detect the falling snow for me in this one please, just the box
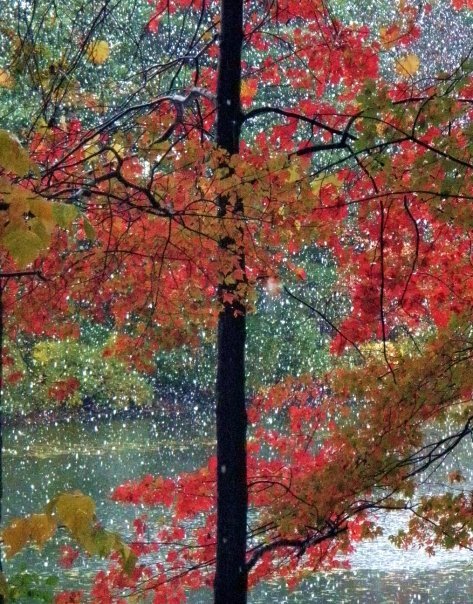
[1,0,473,602]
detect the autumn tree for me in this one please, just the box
[1,0,473,602]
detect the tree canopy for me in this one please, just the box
[1,0,473,602]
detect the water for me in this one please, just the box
[3,414,473,602]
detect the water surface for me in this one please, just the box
[4,414,473,602]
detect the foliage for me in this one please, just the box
[3,336,154,415]
[2,570,58,603]
[155,250,340,395]
[0,129,93,267]
[0,1,163,130]
[247,249,342,389]
[1,491,135,575]
[1,0,473,601]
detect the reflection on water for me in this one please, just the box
[4,412,215,593]
[251,567,473,604]
[4,414,473,602]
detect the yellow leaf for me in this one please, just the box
[84,146,100,163]
[310,174,342,195]
[30,218,52,248]
[0,130,34,176]
[286,164,300,184]
[0,183,48,225]
[0,69,14,89]
[5,183,36,206]
[84,527,120,557]
[376,121,388,136]
[28,513,56,549]
[86,40,110,65]
[241,79,258,104]
[395,54,420,78]
[2,490,135,576]
[34,117,49,135]
[51,492,96,534]
[1,514,56,558]
[32,342,51,364]
[2,517,30,557]
[106,140,124,162]
[277,205,287,217]
[28,196,55,234]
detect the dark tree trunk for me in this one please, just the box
[214,1,247,603]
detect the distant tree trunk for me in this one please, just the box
[214,1,247,603]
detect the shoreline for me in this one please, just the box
[4,388,214,428]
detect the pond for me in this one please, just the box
[3,412,473,603]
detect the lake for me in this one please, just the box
[3,412,473,602]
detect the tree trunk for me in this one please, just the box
[214,1,247,603]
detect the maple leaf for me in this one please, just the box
[0,130,35,176]
[59,545,80,568]
[148,14,161,33]
[379,24,402,49]
[2,514,56,557]
[241,79,258,107]
[294,267,307,281]
[3,228,44,268]
[395,53,420,77]
[85,40,110,65]
[451,0,473,9]
[0,68,14,89]
[2,518,30,557]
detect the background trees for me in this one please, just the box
[1,0,473,602]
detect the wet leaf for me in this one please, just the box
[51,492,96,534]
[0,130,34,176]
[3,228,44,267]
[52,203,78,229]
[2,518,30,557]
[28,513,57,549]
[83,216,96,241]
[86,40,110,65]
[395,54,420,77]
[0,69,14,89]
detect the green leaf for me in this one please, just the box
[30,218,52,248]
[83,216,96,241]
[119,543,138,576]
[2,228,44,267]
[86,527,119,557]
[52,203,78,229]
